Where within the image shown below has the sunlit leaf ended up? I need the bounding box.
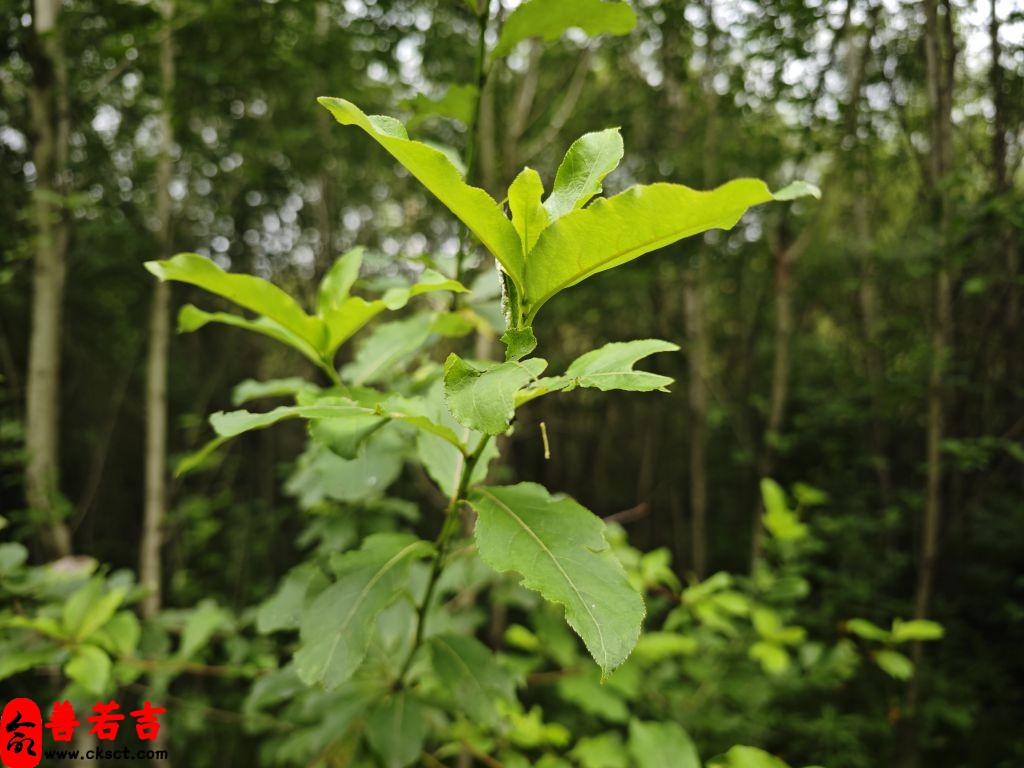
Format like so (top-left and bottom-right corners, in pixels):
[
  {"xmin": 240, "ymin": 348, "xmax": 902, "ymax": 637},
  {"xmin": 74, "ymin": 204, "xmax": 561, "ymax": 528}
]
[
  {"xmin": 318, "ymin": 97, "xmax": 523, "ymax": 283},
  {"xmin": 544, "ymin": 128, "xmax": 624, "ymax": 222},
  {"xmin": 508, "ymin": 168, "xmax": 549, "ymax": 256},
  {"xmin": 147, "ymin": 253, "xmax": 326, "ymax": 350},
  {"xmin": 493, "ymin": 0, "xmax": 637, "ymax": 58}
]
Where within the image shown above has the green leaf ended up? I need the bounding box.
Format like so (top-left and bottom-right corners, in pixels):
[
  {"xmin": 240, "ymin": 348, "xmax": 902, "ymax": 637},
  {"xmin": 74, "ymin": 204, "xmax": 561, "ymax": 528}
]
[
  {"xmin": 444, "ymin": 355, "xmax": 547, "ymax": 435},
  {"xmin": 760, "ymin": 478, "xmax": 808, "ymax": 541},
  {"xmin": 318, "ymin": 97, "xmax": 523, "ymax": 283},
  {"xmin": 231, "ymin": 377, "xmax": 319, "ymax": 406},
  {"xmin": 749, "ymin": 640, "xmax": 791, "ymax": 675},
  {"xmin": 416, "ymin": 382, "xmax": 496, "ymax": 497},
  {"xmin": 708, "ymin": 746, "xmax": 790, "ymax": 768},
  {"xmin": 874, "ymin": 649, "xmax": 914, "ymax": 680},
  {"xmin": 565, "ymin": 339, "xmax": 679, "ymax": 391},
  {"xmin": 318, "ymin": 248, "xmax": 364, "ymax": 318},
  {"xmin": 523, "ymin": 180, "xmax": 787, "ymax": 321},
  {"xmin": 627, "ymin": 720, "xmax": 701, "ymax": 768},
  {"xmin": 632, "ymin": 631, "xmax": 699, "ymax": 662},
  {"xmin": 286, "ymin": 433, "xmax": 405, "ymax": 506},
  {"xmin": 0, "ymin": 645, "xmax": 60, "ymax": 682},
  {"xmin": 845, "ymin": 618, "xmax": 890, "ymax": 642},
  {"xmin": 147, "ymin": 253, "xmax": 325, "ymax": 351},
  {"xmin": 341, "ymin": 316, "xmax": 432, "ymax": 386},
  {"xmin": 294, "ymin": 534, "xmax": 432, "ymax": 689},
  {"xmin": 322, "ymin": 270, "xmax": 464, "ymax": 357},
  {"xmin": 570, "ymin": 733, "xmax": 630, "ymax": 768},
  {"xmin": 178, "ymin": 598, "xmax": 231, "ymax": 659},
  {"xmin": 501, "ymin": 326, "xmax": 538, "ymax": 362},
  {"xmin": 557, "ymin": 669, "xmax": 629, "ymax": 722},
  {"xmin": 544, "ymin": 128, "xmax": 624, "ymax": 223},
  {"xmin": 891, "ymin": 619, "xmax": 945, "ymax": 643},
  {"xmin": 493, "ymin": 0, "xmax": 637, "ymax": 58},
  {"xmin": 427, "ymin": 634, "xmax": 516, "ymax": 726},
  {"xmin": 65, "ymin": 644, "xmax": 112, "ymax": 695},
  {"xmin": 257, "ymin": 564, "xmax": 328, "ymax": 634},
  {"xmin": 401, "ymin": 83, "xmax": 478, "ymax": 127},
  {"xmin": 508, "ymin": 168, "xmax": 549, "ymax": 256},
  {"xmin": 468, "ymin": 483, "xmax": 645, "ymax": 674},
  {"xmin": 0, "ymin": 542, "xmax": 28, "ymax": 575},
  {"xmin": 92, "ymin": 611, "xmax": 141, "ymax": 657},
  {"xmin": 365, "ymin": 692, "xmax": 429, "ymax": 768},
  {"xmin": 62, "ymin": 579, "xmax": 127, "ymax": 642},
  {"xmin": 772, "ymin": 180, "xmax": 821, "ymax": 201},
  {"xmin": 176, "ymin": 304, "xmax": 322, "ymax": 364}
]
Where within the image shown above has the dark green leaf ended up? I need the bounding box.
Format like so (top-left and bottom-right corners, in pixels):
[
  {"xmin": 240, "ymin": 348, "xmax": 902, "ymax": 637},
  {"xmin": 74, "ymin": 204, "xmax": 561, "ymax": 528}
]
[{"xmin": 469, "ymin": 483, "xmax": 645, "ymax": 674}]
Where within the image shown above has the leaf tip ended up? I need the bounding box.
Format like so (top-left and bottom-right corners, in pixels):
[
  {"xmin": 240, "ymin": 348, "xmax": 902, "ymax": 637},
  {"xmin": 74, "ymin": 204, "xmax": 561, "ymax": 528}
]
[{"xmin": 773, "ymin": 181, "xmax": 821, "ymax": 201}]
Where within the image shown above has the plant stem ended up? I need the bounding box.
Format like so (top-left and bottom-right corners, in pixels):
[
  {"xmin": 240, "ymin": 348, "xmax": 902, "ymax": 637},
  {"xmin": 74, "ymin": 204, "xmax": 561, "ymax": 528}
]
[{"xmin": 396, "ymin": 434, "xmax": 491, "ymax": 686}]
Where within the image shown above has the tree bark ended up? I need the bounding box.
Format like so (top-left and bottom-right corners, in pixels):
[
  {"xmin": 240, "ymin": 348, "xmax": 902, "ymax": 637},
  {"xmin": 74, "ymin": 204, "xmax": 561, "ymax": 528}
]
[
  {"xmin": 141, "ymin": 0, "xmax": 176, "ymax": 623},
  {"xmin": 26, "ymin": 0, "xmax": 72, "ymax": 560},
  {"xmin": 904, "ymin": 0, "xmax": 956, "ymax": 757}
]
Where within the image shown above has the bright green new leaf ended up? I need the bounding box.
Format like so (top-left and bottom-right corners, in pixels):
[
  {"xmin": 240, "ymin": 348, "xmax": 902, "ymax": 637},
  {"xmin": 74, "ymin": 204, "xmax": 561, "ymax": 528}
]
[
  {"xmin": 427, "ymin": 634, "xmax": 516, "ymax": 726},
  {"xmin": 760, "ymin": 478, "xmax": 809, "ymax": 541},
  {"xmin": 469, "ymin": 483, "xmax": 645, "ymax": 674},
  {"xmin": 318, "ymin": 97, "xmax": 523, "ymax": 282},
  {"xmin": 209, "ymin": 397, "xmax": 463, "ymax": 460},
  {"xmin": 231, "ymin": 377, "xmax": 319, "ymax": 406},
  {"xmin": 317, "ymin": 248, "xmax": 364, "ymax": 317},
  {"xmin": 147, "ymin": 253, "xmax": 326, "ymax": 351},
  {"xmin": 874, "ymin": 649, "xmax": 914, "ymax": 680},
  {"xmin": 493, "ymin": 0, "xmax": 637, "ymax": 58},
  {"xmin": 845, "ymin": 618, "xmax": 890, "ymax": 642},
  {"xmin": 365, "ymin": 692, "xmax": 429, "ymax": 768},
  {"xmin": 565, "ymin": 338, "xmax": 679, "ymax": 391},
  {"xmin": 628, "ymin": 720, "xmax": 702, "ymax": 768},
  {"xmin": 294, "ymin": 534, "xmax": 432, "ymax": 689},
  {"xmin": 749, "ymin": 640, "xmax": 791, "ymax": 675},
  {"xmin": 708, "ymin": 746, "xmax": 791, "ymax": 768},
  {"xmin": 66, "ymin": 644, "xmax": 112, "ymax": 696},
  {"xmin": 891, "ymin": 618, "xmax": 945, "ymax": 643},
  {"xmin": 522, "ymin": 180, "xmax": 816, "ymax": 322},
  {"xmin": 632, "ymin": 631, "xmax": 699, "ymax": 662},
  {"xmin": 544, "ymin": 128, "xmax": 624, "ymax": 222},
  {"xmin": 444, "ymin": 355, "xmax": 547, "ymax": 435},
  {"xmin": 177, "ymin": 304, "xmax": 323, "ymax": 365},
  {"xmin": 508, "ymin": 168, "xmax": 549, "ymax": 256}
]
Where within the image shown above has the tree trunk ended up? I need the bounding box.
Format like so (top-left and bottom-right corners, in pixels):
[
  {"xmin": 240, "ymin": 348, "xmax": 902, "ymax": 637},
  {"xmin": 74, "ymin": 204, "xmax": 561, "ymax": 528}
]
[
  {"xmin": 989, "ymin": 0, "xmax": 1019, "ymax": 391},
  {"xmin": 904, "ymin": 0, "xmax": 956, "ymax": 758},
  {"xmin": 140, "ymin": 10, "xmax": 175, "ymax": 766},
  {"xmin": 26, "ymin": 0, "xmax": 72, "ymax": 560},
  {"xmin": 684, "ymin": 264, "xmax": 709, "ymax": 577}
]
